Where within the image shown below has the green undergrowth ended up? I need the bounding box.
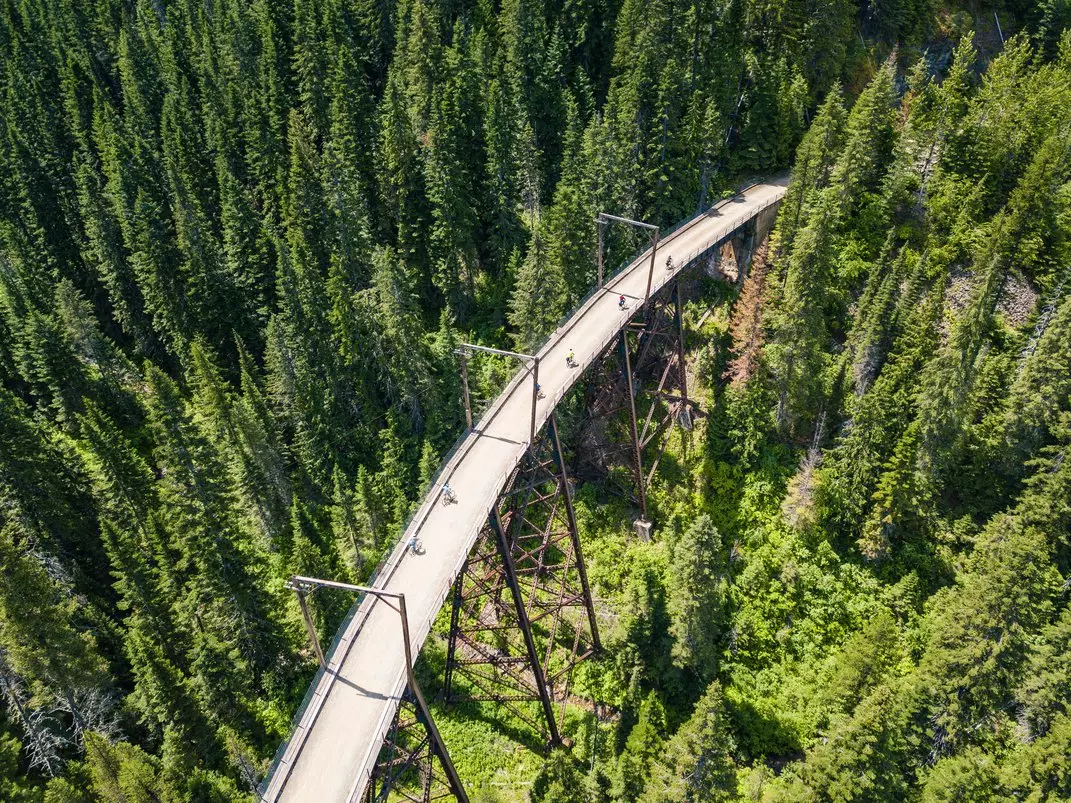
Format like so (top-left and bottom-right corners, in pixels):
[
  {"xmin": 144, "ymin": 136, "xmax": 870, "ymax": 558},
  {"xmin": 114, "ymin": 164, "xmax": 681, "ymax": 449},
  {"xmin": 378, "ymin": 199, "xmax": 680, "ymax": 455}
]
[{"xmin": 418, "ymin": 268, "xmax": 753, "ymax": 797}]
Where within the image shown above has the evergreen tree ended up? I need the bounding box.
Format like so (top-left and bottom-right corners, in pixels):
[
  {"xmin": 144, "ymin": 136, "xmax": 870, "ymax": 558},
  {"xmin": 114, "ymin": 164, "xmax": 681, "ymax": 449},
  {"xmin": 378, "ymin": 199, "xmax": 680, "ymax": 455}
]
[
  {"xmin": 330, "ymin": 466, "xmax": 370, "ymax": 573},
  {"xmin": 378, "ymin": 69, "xmax": 430, "ymax": 281},
  {"xmin": 917, "ymin": 132, "xmax": 1071, "ymax": 478},
  {"xmin": 611, "ymin": 692, "xmax": 666, "ymax": 800},
  {"xmin": 816, "ymin": 265, "xmax": 942, "ymax": 546},
  {"xmin": 78, "ymin": 403, "xmax": 180, "ymax": 637},
  {"xmin": 424, "ymin": 30, "xmax": 482, "ymax": 320},
  {"xmin": 766, "ymin": 203, "xmax": 837, "ymax": 436},
  {"xmin": 667, "ymin": 515, "xmax": 725, "ymax": 679},
  {"xmin": 826, "ymin": 59, "xmax": 898, "ymax": 219},
  {"xmin": 507, "ymin": 226, "xmax": 568, "ymax": 352},
  {"xmin": 774, "ymin": 681, "xmax": 915, "ymax": 802},
  {"xmin": 918, "ymin": 433, "xmax": 1070, "ymax": 753},
  {"xmin": 0, "ymin": 521, "xmax": 112, "ymax": 746},
  {"xmin": 1017, "ymin": 604, "xmax": 1071, "ymax": 739},
  {"xmin": 362, "ymin": 247, "xmax": 431, "ymax": 428},
  {"xmin": 999, "ymin": 712, "xmax": 1071, "ymax": 799},
  {"xmin": 0, "ymin": 388, "xmax": 105, "ymax": 594},
  {"xmin": 530, "ymin": 748, "xmax": 589, "ymax": 803},
  {"xmin": 920, "ymin": 747, "xmax": 1001, "ymax": 803},
  {"xmin": 82, "ymin": 731, "xmax": 178, "ymax": 803},
  {"xmin": 483, "ymin": 62, "xmax": 529, "ymax": 280},
  {"xmin": 639, "ymin": 682, "xmax": 737, "ymax": 803},
  {"xmin": 142, "ymin": 364, "xmax": 284, "ymax": 687},
  {"xmin": 544, "ymin": 97, "xmax": 598, "ymax": 301},
  {"xmin": 775, "ymin": 86, "xmax": 846, "ymax": 254}
]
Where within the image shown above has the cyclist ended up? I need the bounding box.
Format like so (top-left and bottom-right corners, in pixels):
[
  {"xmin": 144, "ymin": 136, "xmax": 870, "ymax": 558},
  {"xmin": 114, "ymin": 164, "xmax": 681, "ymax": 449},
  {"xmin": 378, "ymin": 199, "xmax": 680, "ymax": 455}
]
[
  {"xmin": 535, "ymin": 382, "xmax": 545, "ymax": 399},
  {"xmin": 618, "ymin": 294, "xmax": 626, "ymax": 309},
  {"xmin": 442, "ymin": 482, "xmax": 457, "ymax": 504},
  {"xmin": 408, "ymin": 534, "xmax": 419, "ymax": 553},
  {"xmin": 665, "ymin": 255, "xmax": 674, "ymax": 271},
  {"xmin": 566, "ymin": 349, "xmax": 576, "ymax": 368}
]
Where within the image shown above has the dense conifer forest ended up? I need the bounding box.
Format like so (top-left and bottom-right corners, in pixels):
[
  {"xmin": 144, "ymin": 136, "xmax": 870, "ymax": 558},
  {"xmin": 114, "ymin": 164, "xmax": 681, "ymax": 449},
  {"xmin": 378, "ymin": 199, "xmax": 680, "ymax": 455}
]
[{"xmin": 2, "ymin": 0, "xmax": 1071, "ymax": 799}]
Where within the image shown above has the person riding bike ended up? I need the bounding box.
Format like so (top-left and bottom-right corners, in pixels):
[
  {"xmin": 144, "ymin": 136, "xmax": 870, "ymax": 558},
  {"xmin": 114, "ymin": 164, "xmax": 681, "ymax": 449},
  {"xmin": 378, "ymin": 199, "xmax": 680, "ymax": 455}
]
[
  {"xmin": 665, "ymin": 254, "xmax": 674, "ymax": 271},
  {"xmin": 566, "ymin": 349, "xmax": 576, "ymax": 368},
  {"xmin": 409, "ymin": 534, "xmax": 419, "ymax": 553},
  {"xmin": 442, "ymin": 482, "xmax": 457, "ymax": 504},
  {"xmin": 619, "ymin": 294, "xmax": 626, "ymax": 309}
]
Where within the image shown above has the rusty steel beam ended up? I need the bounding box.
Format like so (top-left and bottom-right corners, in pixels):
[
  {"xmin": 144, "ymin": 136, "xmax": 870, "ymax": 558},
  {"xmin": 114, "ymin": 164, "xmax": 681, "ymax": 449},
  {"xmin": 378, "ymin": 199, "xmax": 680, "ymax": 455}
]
[
  {"xmin": 674, "ymin": 281, "xmax": 690, "ymax": 412},
  {"xmin": 459, "ymin": 349, "xmax": 473, "ymax": 430},
  {"xmin": 488, "ymin": 507, "xmax": 561, "ymax": 746},
  {"xmin": 444, "ymin": 429, "xmax": 600, "ymax": 745},
  {"xmin": 549, "ymin": 412, "xmax": 601, "ymax": 653},
  {"xmin": 570, "ymin": 278, "xmax": 696, "ymax": 524},
  {"xmin": 364, "ymin": 687, "xmax": 461, "ymax": 803},
  {"xmin": 620, "ymin": 329, "xmax": 648, "ymax": 520},
  {"xmin": 644, "ymin": 228, "xmax": 661, "ymax": 307}
]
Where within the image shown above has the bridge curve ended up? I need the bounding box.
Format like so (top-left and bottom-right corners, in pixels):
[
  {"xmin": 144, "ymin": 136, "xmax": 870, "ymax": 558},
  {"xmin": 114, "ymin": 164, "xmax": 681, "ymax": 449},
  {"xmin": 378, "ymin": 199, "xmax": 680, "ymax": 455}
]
[{"xmin": 261, "ymin": 175, "xmax": 789, "ymax": 802}]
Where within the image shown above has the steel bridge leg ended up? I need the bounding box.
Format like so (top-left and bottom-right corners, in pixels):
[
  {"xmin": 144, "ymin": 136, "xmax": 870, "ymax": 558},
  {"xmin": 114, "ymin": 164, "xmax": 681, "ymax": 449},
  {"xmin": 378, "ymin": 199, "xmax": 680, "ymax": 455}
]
[
  {"xmin": 443, "ymin": 427, "xmax": 600, "ymax": 747},
  {"xmin": 575, "ymin": 277, "xmax": 698, "ymax": 528},
  {"xmin": 443, "ymin": 571, "xmax": 464, "ymax": 702},
  {"xmin": 366, "ymin": 681, "xmax": 468, "ymax": 803},
  {"xmin": 620, "ymin": 329, "xmax": 648, "ymax": 520},
  {"xmin": 548, "ymin": 412, "xmax": 601, "ymax": 653},
  {"xmin": 673, "ymin": 281, "xmax": 692, "ymax": 430},
  {"xmin": 488, "ymin": 508, "xmax": 562, "ymax": 746},
  {"xmin": 407, "ymin": 676, "xmax": 467, "ymax": 803}
]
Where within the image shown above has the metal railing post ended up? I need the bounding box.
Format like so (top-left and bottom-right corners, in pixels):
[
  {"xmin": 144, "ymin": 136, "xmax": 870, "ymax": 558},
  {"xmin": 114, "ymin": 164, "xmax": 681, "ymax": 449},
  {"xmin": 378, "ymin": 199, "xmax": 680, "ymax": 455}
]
[
  {"xmin": 596, "ymin": 218, "xmax": 605, "ymax": 288},
  {"xmin": 644, "ymin": 228, "xmax": 661, "ymax": 307},
  {"xmin": 296, "ymin": 589, "xmax": 325, "ymax": 667},
  {"xmin": 459, "ymin": 349, "xmax": 473, "ymax": 430},
  {"xmin": 597, "ymin": 212, "xmax": 658, "ymax": 305},
  {"xmin": 285, "ymin": 577, "xmax": 469, "ymax": 803},
  {"xmin": 458, "ymin": 344, "xmax": 538, "ymax": 441}
]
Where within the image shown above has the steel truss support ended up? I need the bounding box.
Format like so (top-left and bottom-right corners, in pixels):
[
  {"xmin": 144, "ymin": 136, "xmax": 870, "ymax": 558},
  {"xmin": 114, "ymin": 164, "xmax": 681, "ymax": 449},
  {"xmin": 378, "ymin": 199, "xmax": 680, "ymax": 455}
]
[
  {"xmin": 443, "ymin": 412, "xmax": 601, "ymax": 745},
  {"xmin": 573, "ymin": 279, "xmax": 700, "ymax": 520},
  {"xmin": 364, "ymin": 686, "xmax": 463, "ymax": 803},
  {"xmin": 287, "ymin": 577, "xmax": 468, "ymax": 803}
]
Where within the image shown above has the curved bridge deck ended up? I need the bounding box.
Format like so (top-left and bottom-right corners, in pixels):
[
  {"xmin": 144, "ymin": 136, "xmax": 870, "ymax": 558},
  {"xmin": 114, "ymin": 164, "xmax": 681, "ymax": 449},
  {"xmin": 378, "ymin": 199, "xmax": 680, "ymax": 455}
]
[{"xmin": 262, "ymin": 176, "xmax": 789, "ymax": 802}]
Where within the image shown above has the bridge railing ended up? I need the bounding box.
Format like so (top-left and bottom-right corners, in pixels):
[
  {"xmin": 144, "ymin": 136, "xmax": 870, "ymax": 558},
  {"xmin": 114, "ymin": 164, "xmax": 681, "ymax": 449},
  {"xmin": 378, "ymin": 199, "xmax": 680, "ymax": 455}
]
[
  {"xmin": 548, "ymin": 179, "xmax": 779, "ymax": 336},
  {"xmin": 257, "ymin": 179, "xmax": 786, "ymax": 799}
]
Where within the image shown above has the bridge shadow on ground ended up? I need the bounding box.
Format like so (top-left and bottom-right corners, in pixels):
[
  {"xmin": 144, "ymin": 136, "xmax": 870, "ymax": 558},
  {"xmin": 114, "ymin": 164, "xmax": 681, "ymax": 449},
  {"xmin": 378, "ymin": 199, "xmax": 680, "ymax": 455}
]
[
  {"xmin": 435, "ymin": 698, "xmax": 548, "ymax": 756},
  {"xmin": 417, "ymin": 636, "xmax": 548, "ymax": 755}
]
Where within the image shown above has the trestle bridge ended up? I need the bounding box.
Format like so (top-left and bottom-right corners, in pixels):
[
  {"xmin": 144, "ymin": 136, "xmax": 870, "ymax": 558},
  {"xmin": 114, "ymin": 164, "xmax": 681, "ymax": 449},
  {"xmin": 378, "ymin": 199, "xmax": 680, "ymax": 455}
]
[{"xmin": 260, "ymin": 176, "xmax": 789, "ymax": 802}]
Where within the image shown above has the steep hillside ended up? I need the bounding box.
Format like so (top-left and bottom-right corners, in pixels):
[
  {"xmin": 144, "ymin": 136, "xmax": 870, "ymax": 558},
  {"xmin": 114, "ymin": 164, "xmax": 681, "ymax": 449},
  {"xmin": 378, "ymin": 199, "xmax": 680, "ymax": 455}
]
[
  {"xmin": 529, "ymin": 31, "xmax": 1071, "ymax": 803},
  {"xmin": 0, "ymin": 0, "xmax": 1069, "ymax": 799}
]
